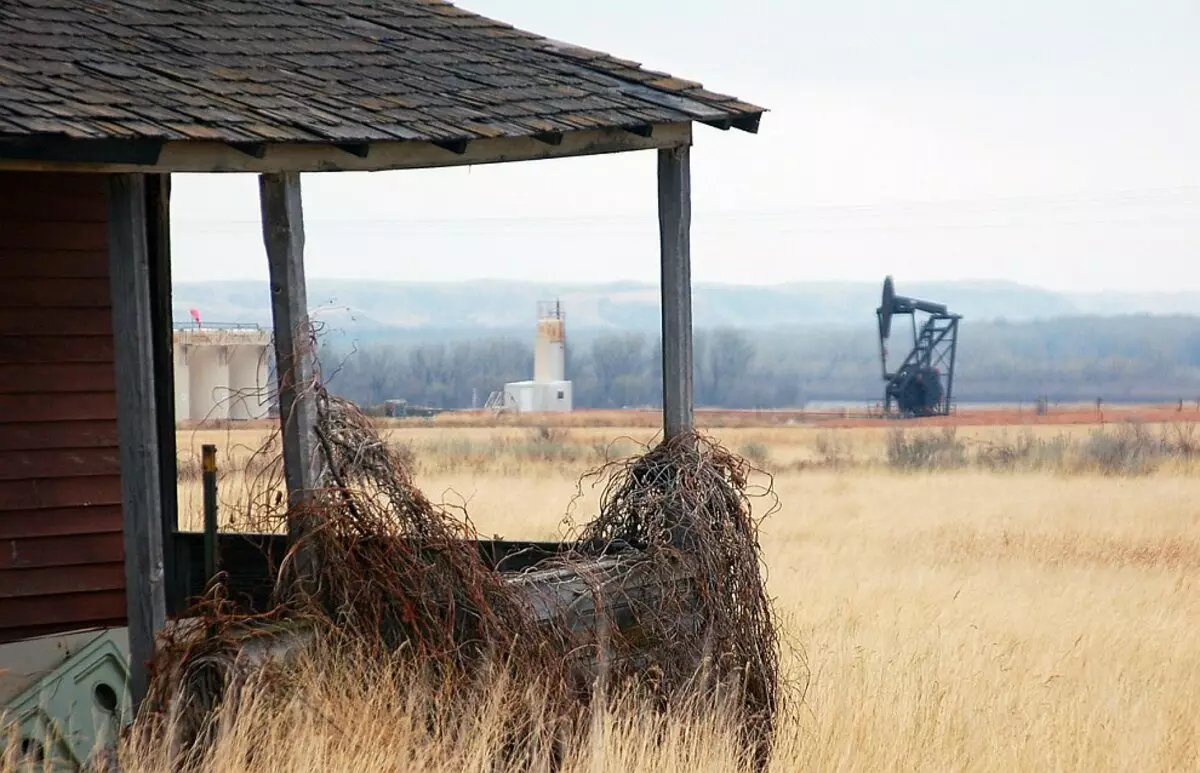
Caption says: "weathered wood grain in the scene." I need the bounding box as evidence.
[107,172,166,711]
[658,145,694,439]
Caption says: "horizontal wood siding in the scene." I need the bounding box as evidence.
[0,171,125,643]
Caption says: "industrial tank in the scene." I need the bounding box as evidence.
[533,301,566,383]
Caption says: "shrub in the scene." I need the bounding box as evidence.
[1081,421,1161,476]
[813,431,854,468]
[886,427,967,471]
[975,430,1071,473]
[738,442,771,468]
[1161,421,1200,460]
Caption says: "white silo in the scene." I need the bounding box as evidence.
[502,300,573,413]
[173,324,273,423]
[533,300,566,382]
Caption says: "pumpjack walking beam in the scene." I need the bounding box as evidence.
[876,275,963,417]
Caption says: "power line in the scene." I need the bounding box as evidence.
[172,184,1200,230]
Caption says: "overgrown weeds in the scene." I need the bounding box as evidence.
[887,421,1200,476]
[107,646,768,773]
[184,420,1200,484]
[812,432,854,469]
[385,429,640,475]
[177,451,275,483]
[886,427,967,471]
[739,442,771,468]
[145,391,787,772]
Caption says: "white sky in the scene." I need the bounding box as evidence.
[171,0,1200,293]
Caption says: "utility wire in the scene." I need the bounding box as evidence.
[173,184,1200,229]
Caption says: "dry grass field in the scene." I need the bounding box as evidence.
[145,413,1200,771]
[6,414,1190,772]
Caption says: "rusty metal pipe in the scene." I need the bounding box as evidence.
[201,444,219,584]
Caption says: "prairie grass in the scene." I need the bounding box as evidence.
[174,420,1200,530]
[67,417,1200,771]
[108,650,771,773]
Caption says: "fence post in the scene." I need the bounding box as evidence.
[202,444,219,583]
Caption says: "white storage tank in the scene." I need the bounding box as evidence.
[500,301,573,414]
[173,324,272,423]
[533,301,565,383]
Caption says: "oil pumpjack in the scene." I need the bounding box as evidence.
[875,276,962,417]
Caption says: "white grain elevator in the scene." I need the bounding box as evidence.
[172,310,273,422]
[504,301,573,413]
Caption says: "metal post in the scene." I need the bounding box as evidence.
[201,444,218,583]
[944,318,959,415]
[657,145,693,440]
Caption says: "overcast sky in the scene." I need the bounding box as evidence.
[171,0,1200,293]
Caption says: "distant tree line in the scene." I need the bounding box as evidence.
[319,315,1200,410]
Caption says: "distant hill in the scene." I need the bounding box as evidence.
[173,278,1200,332]
[170,278,1200,407]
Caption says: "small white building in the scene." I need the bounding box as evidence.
[502,301,573,413]
[503,379,573,413]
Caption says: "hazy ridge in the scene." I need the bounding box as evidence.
[173,279,1200,332]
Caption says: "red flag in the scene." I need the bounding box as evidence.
[189,308,201,327]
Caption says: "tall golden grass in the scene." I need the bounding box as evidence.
[111,649,771,773]
[16,418,1196,772]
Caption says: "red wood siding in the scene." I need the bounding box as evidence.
[0,171,125,643]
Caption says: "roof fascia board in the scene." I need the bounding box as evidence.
[0,123,692,174]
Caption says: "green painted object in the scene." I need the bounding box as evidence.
[1,631,132,771]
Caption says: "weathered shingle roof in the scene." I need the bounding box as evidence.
[0,0,764,147]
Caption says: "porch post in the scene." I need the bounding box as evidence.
[144,174,180,615]
[259,173,320,540]
[658,145,694,439]
[107,173,167,713]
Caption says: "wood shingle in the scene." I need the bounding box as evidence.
[0,0,764,146]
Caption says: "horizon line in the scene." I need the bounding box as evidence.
[172,277,1200,296]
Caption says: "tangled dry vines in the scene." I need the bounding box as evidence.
[559,431,784,764]
[280,391,557,667]
[138,386,785,770]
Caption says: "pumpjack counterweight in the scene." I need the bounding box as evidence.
[876,276,962,417]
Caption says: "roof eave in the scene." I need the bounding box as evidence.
[0,122,695,174]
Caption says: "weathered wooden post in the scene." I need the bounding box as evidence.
[144,174,181,615]
[259,174,320,518]
[658,146,694,439]
[260,173,321,588]
[107,173,167,713]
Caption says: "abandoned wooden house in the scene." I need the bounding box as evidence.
[0,0,765,739]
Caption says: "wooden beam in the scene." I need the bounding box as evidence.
[433,139,470,155]
[334,142,371,159]
[0,124,693,174]
[227,142,267,159]
[0,138,164,166]
[259,173,320,539]
[657,146,694,440]
[106,173,167,713]
[144,174,181,616]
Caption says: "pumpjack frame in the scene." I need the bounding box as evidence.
[876,276,962,417]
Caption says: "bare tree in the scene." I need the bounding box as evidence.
[591,333,648,407]
[701,328,755,406]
